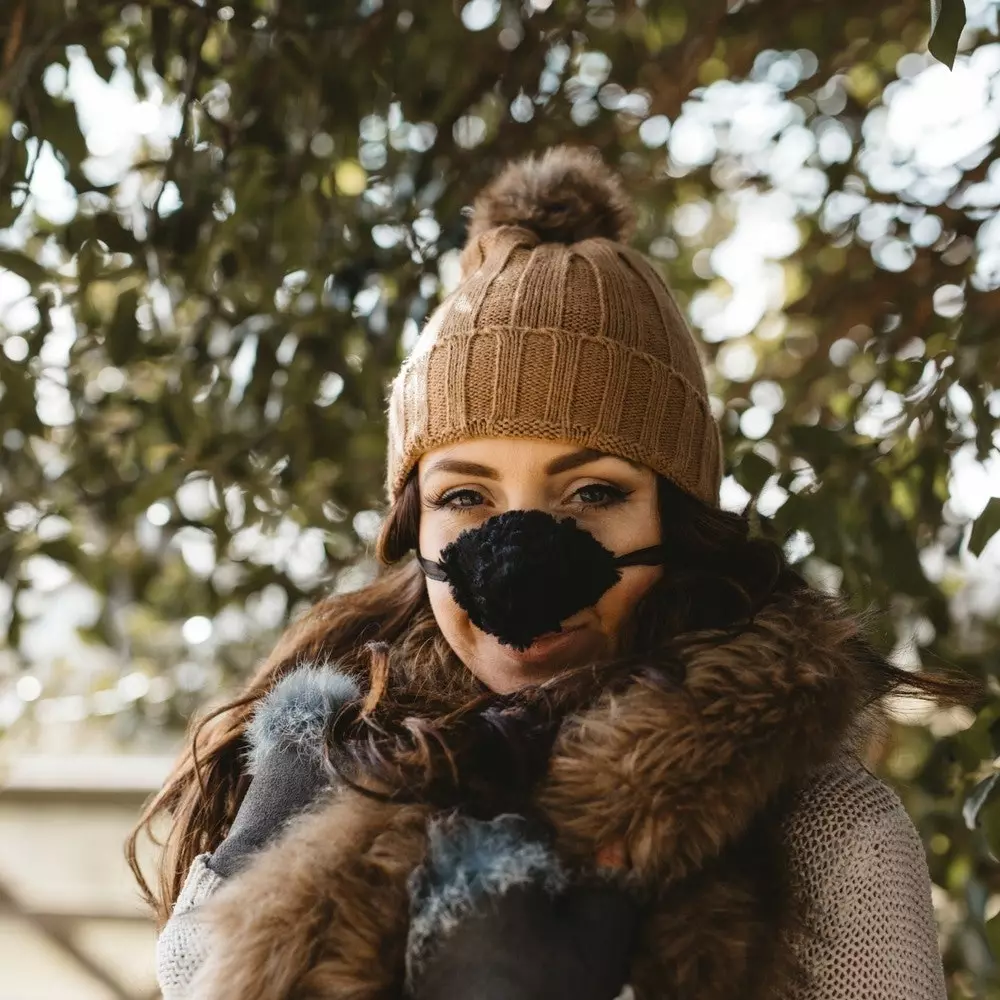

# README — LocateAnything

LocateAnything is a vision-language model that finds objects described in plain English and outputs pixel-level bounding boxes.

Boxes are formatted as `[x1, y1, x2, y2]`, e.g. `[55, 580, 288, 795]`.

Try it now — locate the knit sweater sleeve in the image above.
[786, 755, 948, 1000]
[155, 853, 224, 1000]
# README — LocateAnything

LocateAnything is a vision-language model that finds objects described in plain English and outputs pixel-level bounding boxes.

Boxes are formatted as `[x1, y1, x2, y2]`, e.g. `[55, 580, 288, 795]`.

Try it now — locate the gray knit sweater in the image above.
[156, 753, 948, 1000]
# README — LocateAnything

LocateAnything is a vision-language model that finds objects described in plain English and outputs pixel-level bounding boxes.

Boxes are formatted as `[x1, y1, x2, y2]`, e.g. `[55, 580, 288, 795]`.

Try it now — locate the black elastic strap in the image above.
[417, 554, 449, 582]
[612, 544, 666, 568]
[418, 544, 665, 582]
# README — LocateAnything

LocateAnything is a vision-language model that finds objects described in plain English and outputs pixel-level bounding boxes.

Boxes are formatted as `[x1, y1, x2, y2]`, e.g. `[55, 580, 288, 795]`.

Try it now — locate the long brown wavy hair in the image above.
[127, 471, 982, 926]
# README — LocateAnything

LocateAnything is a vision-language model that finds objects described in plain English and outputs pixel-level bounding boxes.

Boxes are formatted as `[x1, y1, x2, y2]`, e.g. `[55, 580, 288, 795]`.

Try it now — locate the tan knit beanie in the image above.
[386, 145, 723, 507]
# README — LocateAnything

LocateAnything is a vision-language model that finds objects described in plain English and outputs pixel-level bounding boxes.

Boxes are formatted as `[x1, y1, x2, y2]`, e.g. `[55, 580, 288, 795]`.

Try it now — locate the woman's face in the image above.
[418, 437, 661, 693]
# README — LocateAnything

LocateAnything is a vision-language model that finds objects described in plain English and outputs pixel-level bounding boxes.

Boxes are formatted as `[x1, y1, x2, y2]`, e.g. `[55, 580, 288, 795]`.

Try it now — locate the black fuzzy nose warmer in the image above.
[417, 510, 662, 651]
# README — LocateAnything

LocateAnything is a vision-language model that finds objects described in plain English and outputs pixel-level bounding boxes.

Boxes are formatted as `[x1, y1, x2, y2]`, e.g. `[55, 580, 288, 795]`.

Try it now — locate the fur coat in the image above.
[189, 587, 881, 1000]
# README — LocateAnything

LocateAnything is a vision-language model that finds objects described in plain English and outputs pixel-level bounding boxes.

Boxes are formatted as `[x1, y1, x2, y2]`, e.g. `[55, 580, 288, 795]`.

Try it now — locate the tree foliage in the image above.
[1, 0, 998, 994]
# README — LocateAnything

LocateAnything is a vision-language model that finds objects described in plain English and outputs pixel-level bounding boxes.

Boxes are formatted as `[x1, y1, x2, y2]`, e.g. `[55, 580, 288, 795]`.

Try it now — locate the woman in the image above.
[130, 145, 978, 1000]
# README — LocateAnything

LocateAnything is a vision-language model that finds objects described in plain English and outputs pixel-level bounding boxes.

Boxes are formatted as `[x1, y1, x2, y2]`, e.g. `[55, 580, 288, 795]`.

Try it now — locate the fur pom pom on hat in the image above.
[387, 144, 723, 508]
[464, 145, 636, 247]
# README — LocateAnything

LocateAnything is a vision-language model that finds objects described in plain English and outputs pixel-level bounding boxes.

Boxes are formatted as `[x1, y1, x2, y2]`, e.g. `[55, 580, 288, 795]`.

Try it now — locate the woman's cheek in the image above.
[427, 581, 474, 661]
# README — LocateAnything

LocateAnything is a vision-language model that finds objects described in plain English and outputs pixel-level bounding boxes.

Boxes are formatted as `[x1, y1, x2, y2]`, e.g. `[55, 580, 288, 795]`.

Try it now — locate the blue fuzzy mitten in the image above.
[406, 813, 639, 1000]
[207, 666, 360, 878]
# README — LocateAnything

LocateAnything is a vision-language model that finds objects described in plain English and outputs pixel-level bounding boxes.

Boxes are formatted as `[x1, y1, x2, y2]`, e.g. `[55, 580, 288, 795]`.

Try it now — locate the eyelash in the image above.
[428, 483, 633, 511]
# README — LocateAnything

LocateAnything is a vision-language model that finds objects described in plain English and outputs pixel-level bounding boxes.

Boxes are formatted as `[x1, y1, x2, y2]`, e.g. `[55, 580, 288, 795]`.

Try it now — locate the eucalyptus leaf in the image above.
[736, 451, 775, 499]
[34, 98, 89, 168]
[987, 913, 1000, 961]
[969, 497, 1000, 557]
[964, 773, 1000, 830]
[928, 0, 968, 68]
[107, 287, 140, 367]
[979, 794, 1000, 861]
[0, 250, 49, 285]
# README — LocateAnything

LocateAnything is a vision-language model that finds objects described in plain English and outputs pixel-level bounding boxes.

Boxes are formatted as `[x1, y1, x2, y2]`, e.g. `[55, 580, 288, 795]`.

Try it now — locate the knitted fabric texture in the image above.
[155, 853, 221, 1000]
[783, 755, 947, 1000]
[386, 146, 723, 506]
[155, 754, 947, 1000]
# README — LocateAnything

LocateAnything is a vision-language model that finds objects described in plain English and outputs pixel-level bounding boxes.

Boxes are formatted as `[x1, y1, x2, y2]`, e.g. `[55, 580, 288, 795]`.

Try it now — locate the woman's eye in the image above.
[571, 484, 629, 507]
[438, 488, 484, 509]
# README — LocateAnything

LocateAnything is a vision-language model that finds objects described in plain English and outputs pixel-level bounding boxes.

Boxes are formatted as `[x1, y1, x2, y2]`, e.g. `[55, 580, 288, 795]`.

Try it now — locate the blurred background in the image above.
[0, 0, 998, 997]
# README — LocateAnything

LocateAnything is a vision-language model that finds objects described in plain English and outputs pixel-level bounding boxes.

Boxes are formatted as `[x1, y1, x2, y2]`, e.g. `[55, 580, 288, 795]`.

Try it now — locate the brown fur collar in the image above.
[191, 587, 875, 1000]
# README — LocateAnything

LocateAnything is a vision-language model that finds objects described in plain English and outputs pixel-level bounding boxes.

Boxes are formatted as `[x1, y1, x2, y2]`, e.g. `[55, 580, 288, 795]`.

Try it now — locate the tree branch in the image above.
[1, 0, 27, 71]
[147, 12, 211, 240]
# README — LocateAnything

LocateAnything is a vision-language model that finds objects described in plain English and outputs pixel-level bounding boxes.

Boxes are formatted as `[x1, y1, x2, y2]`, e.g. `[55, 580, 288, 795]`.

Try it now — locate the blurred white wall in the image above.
[0, 754, 173, 1000]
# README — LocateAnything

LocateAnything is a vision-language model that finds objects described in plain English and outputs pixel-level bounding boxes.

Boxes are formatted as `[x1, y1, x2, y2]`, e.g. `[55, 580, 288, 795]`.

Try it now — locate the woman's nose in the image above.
[498, 488, 555, 514]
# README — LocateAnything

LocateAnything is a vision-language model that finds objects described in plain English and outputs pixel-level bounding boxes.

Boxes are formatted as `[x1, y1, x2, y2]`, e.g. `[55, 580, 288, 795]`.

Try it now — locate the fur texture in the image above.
[465, 144, 637, 246]
[405, 813, 567, 990]
[192, 587, 874, 1000]
[245, 665, 360, 775]
[192, 796, 430, 1000]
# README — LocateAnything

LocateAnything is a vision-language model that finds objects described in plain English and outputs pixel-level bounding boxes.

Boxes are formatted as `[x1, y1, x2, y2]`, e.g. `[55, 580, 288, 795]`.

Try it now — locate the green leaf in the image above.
[121, 467, 184, 516]
[788, 424, 854, 473]
[735, 451, 775, 498]
[969, 497, 1000, 557]
[35, 98, 89, 170]
[980, 794, 1000, 860]
[987, 913, 1000, 960]
[86, 46, 116, 83]
[93, 213, 142, 254]
[107, 287, 140, 366]
[37, 539, 82, 570]
[964, 772, 1000, 829]
[0, 357, 43, 433]
[0, 199, 20, 230]
[870, 505, 934, 598]
[6, 593, 21, 651]
[151, 6, 172, 80]
[928, 0, 967, 69]
[0, 249, 48, 285]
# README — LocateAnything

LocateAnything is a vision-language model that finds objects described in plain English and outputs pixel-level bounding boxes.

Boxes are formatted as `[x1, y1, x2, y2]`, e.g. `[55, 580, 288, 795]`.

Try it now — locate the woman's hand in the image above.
[406, 814, 639, 1000]
[207, 667, 359, 878]
[409, 880, 639, 1000]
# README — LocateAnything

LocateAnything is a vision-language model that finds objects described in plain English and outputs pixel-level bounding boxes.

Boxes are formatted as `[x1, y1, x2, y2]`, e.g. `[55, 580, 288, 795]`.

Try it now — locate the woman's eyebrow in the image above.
[423, 458, 499, 480]
[423, 449, 644, 481]
[544, 448, 643, 475]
